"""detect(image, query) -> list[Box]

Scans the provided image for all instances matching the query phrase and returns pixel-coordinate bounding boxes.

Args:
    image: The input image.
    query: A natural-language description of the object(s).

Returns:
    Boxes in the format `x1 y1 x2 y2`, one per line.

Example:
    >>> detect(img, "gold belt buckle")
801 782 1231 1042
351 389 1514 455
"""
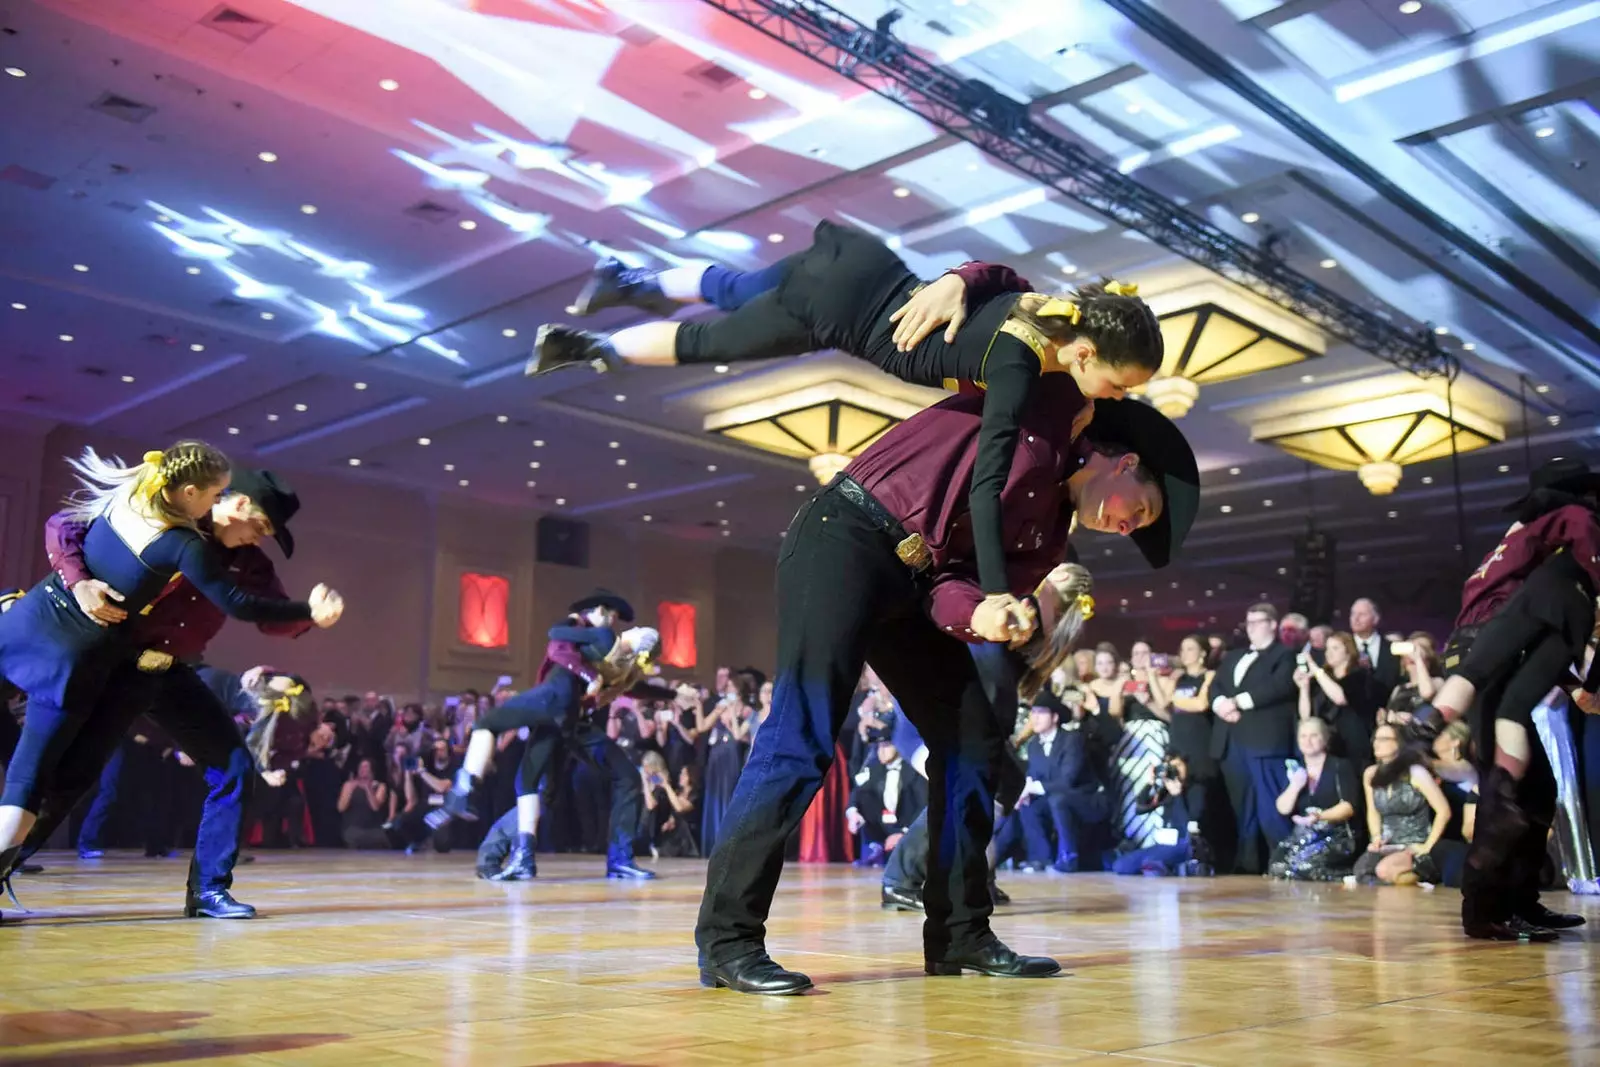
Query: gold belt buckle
896 532 931 572
136 650 174 674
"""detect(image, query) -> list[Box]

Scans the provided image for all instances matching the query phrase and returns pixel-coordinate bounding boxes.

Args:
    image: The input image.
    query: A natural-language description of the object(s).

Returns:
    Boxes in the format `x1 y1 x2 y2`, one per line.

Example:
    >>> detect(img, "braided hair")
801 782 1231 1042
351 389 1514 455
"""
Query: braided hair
64 439 231 529
1010 279 1164 373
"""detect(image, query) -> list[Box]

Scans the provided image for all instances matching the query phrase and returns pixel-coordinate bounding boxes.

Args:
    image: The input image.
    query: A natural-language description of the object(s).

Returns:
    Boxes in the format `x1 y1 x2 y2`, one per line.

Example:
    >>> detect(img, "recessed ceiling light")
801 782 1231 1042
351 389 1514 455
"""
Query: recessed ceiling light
707 464 718 472
1497 464 1512 474
1319 258 1337 269
73 263 89 273
1421 475 1434 484
616 458 627 466
795 484 806 491
59 334 73 342
1059 263 1078 275
1263 499 1274 507
261 311 275 320
354 381 367 390
9 302 23 310
713 364 730 374
1548 414 1562 426
258 151 278 163
348 458 362 467
459 219 477 230
227 426 240 435
444 463 455 471
418 437 432 446
1300 374 1315 383
121 375 135 383
267 413 279 421
1461 342 1476 351
293 402 307 411
716 500 726 508
526 480 537 488
767 233 785 243
1358 554 1368 563
1220 504 1233 513
458 479 469 487
892 186 911 198
4 67 25 78
1387 510 1399 519
1434 325 1450 335
533 439 545 447
190 343 205 352
556 497 567 506
614 394 626 402
719 518 730 526
186 266 202 275
1229 467 1241 475
1399 0 1422 12
627 482 638 489
529 461 541 469
1144 589 1153 597
609 441 620 449
1240 211 1260 224
1126 102 1143 114
1535 383 1550 394
1277 567 1287 575
642 514 652 522
1535 126 1555 139
502 328 517 338
300 204 318 215
497 415 509 423
747 87 767 100
379 78 400 91
722 529 731 537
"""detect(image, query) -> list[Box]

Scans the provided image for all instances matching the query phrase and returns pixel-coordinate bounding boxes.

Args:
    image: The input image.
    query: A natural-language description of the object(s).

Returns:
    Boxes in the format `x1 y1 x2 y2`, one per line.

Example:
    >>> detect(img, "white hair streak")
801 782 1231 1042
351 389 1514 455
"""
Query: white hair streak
61 446 144 523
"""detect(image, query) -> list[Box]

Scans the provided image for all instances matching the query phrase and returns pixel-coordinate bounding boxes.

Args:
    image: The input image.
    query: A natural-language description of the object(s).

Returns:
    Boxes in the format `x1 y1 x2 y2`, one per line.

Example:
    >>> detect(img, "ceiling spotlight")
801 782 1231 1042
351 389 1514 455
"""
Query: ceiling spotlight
1399 0 1423 11
1387 510 1399 519
1277 567 1288 575
1229 467 1241 475
59 334 73 342
614 394 626 402
1534 383 1550 394
616 458 627 466
4 67 25 78
496 414 509 423
444 463 455 471
533 439 545 447
267 413 279 421
418 437 431 446
1262 499 1274 507
8 302 23 310
1358 554 1368 563
1434 325 1450 335
609 441 620 449
186 266 202 275
707 464 718 472
1300 374 1315 383
379 78 400 91
121 375 135 383
529 461 541 469
354 381 368 390
627 482 638 490
767 233 785 243
1319 258 1337 269
795 484 806 492
1059 263 1078 276
713 364 730 374
721 529 731 537
502 328 518 338
716 500 726 508
526 480 537 488
642 514 652 522
258 151 278 163
1240 211 1260 224
747 87 767 100
719 518 730 526
261 312 275 320
1498 464 1512 473
555 497 567 506
72 263 89 273
190 343 205 352
459 219 477 230
293 402 307 411
1548 414 1562 426
458 479 469 487
348 458 362 467
1220 504 1233 513
300 204 318 215
227 426 240 435
892 186 911 198
1143 589 1153 597
1462 342 1476 351
1421 475 1434 484
1535 126 1555 139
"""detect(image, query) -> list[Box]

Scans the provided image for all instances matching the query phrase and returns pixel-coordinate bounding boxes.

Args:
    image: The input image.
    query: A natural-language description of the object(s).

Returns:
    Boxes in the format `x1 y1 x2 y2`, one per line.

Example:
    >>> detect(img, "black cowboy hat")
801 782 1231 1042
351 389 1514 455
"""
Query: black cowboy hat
1503 457 1600 513
569 588 635 622
226 467 300 558
1030 688 1069 718
1079 398 1200 569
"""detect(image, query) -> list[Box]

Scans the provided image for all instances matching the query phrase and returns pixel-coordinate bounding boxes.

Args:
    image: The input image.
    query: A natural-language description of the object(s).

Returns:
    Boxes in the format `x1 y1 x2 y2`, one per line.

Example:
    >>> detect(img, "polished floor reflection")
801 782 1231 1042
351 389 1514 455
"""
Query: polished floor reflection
1 852 1596 1066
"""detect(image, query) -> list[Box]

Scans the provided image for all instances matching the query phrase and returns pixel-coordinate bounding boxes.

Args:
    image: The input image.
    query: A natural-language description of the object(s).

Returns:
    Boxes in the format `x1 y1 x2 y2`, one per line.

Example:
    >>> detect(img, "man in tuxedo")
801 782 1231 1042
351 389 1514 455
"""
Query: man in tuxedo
1209 602 1298 874
846 735 927 866
1003 696 1109 873
1350 598 1401 697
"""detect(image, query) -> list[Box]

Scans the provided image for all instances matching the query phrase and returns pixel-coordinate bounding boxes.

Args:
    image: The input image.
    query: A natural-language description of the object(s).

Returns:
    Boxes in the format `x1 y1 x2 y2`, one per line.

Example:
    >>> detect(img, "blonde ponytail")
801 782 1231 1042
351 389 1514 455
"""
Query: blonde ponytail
63 440 230 528
1019 563 1095 703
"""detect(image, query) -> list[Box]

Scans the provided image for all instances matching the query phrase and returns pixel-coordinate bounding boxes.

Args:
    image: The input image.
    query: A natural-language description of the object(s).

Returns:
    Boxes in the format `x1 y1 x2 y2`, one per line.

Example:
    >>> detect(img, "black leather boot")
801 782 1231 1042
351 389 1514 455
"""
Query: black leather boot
569 259 681 318
700 951 813 995
926 938 1062 978
525 325 625 377
1515 902 1586 929
488 833 537 882
184 887 257 919
605 843 656 880
1463 915 1559 942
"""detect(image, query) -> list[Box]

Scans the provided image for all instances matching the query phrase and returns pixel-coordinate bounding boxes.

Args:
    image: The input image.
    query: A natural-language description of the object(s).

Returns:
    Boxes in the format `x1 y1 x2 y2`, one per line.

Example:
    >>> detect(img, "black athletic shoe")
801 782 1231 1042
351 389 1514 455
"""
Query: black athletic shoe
569 259 680 318
525 324 624 377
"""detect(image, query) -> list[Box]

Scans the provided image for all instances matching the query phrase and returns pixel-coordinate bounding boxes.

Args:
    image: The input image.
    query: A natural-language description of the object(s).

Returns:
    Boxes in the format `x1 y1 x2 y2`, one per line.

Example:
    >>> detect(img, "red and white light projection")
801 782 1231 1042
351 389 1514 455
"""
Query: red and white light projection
656 600 698 669
458 572 511 649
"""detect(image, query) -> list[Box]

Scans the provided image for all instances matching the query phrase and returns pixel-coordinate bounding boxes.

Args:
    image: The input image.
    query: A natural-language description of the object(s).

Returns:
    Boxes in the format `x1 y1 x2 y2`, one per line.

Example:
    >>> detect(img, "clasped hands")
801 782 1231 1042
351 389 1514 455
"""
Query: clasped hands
970 593 1036 646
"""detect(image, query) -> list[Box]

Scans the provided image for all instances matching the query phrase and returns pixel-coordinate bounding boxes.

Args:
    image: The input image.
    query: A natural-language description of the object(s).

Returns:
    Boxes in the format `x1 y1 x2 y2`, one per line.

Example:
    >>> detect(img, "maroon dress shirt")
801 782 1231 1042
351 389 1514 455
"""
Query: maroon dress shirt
1456 504 1600 628
45 511 312 662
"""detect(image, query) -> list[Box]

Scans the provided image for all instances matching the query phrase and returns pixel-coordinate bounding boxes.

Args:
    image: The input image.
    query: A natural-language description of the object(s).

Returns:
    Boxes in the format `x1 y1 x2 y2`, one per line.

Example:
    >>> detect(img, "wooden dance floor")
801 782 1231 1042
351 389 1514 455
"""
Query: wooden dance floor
2 852 1597 1066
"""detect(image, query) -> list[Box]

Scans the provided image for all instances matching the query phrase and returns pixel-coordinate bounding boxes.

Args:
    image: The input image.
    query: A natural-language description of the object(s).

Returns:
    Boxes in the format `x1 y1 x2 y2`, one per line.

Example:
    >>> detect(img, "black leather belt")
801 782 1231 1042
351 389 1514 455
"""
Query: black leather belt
1442 624 1480 672
831 475 932 573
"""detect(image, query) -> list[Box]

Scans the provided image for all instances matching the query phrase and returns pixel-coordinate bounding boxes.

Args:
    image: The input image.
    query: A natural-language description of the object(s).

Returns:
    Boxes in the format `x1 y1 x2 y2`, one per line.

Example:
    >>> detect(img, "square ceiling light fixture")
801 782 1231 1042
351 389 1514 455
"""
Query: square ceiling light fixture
1251 391 1503 495
705 381 926 484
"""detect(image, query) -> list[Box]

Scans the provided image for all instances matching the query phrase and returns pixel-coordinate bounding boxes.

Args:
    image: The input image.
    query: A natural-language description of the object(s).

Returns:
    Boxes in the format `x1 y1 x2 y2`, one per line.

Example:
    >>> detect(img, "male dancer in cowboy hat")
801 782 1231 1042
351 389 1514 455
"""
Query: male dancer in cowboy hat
11 468 336 919
441 590 659 880
1420 458 1600 940
696 381 1199 995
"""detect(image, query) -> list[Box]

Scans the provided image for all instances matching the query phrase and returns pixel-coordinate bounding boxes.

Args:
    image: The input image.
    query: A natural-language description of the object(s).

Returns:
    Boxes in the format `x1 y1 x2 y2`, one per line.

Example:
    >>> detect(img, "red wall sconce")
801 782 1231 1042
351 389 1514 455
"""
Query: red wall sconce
657 600 697 669
459 572 510 649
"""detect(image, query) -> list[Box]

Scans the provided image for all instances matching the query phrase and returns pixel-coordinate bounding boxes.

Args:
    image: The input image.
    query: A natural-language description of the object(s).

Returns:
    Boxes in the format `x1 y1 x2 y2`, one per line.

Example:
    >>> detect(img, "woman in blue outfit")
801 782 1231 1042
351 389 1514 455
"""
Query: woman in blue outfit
0 441 338 894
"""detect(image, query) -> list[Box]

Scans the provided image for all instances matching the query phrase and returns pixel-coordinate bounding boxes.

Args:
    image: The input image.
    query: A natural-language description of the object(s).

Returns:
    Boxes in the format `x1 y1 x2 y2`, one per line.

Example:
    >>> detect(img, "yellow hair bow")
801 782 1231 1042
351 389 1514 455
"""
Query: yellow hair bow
1035 297 1082 323
140 450 168 502
143 450 165 466
285 682 305 698
1076 594 1096 621
1104 281 1139 298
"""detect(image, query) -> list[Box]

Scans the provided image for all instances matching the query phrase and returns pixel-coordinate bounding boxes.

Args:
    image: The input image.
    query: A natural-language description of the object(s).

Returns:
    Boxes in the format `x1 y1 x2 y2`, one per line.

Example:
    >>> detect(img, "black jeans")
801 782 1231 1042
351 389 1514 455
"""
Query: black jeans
23 666 256 893
694 485 1008 966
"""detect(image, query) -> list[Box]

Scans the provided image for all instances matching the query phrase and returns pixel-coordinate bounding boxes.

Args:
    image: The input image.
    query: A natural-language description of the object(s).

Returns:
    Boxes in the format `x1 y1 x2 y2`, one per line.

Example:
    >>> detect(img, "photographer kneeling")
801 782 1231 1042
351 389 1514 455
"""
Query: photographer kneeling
1112 751 1211 876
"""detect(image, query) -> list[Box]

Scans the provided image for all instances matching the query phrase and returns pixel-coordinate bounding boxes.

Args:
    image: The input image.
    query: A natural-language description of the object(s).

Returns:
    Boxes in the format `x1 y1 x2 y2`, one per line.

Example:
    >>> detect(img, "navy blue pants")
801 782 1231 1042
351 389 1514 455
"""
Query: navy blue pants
1220 744 1293 875
698 262 791 311
22 665 255 893
75 739 129 851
